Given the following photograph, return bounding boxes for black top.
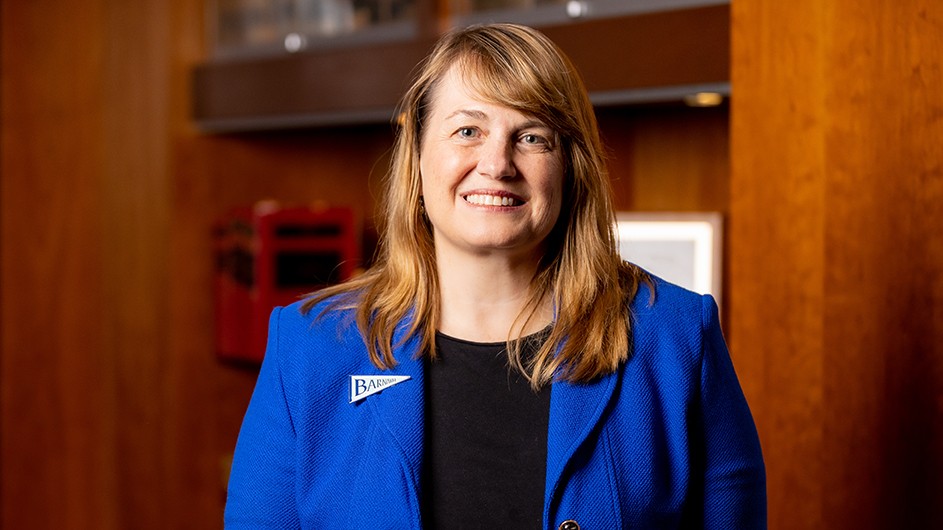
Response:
[421,330,552,529]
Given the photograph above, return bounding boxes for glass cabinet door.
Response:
[212,0,418,57]
[450,0,725,26]
[452,0,565,10]
[209,0,725,57]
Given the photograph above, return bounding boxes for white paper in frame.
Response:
[615,212,723,307]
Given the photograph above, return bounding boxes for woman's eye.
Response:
[520,133,551,148]
[457,127,477,138]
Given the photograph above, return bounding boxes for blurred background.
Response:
[2,0,941,528]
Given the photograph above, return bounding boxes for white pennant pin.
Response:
[350,375,411,403]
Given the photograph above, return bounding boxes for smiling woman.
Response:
[224,23,767,530]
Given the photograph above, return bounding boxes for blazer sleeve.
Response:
[224,307,302,529]
[697,295,767,529]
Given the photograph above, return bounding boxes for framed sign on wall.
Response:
[615,212,723,305]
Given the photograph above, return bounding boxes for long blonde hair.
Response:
[302,23,648,388]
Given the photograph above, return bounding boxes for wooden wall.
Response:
[2,0,183,527]
[729,1,943,528]
[601,106,730,214]
[3,1,939,529]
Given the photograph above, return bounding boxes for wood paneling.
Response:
[600,106,729,213]
[730,1,943,528]
[1,1,115,528]
[2,1,392,527]
[101,1,174,526]
[192,38,433,129]
[545,5,729,93]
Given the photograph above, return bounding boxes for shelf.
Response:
[192,4,729,132]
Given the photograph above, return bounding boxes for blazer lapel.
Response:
[545,369,619,510]
[364,329,425,478]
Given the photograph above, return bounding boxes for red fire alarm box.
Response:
[214,203,359,363]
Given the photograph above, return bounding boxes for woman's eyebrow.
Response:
[518,119,551,130]
[444,109,489,121]
[444,109,550,131]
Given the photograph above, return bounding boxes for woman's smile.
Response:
[462,191,524,207]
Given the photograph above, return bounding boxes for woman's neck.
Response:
[435,249,552,343]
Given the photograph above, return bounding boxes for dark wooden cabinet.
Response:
[192,2,730,131]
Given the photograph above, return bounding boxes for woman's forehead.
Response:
[427,61,529,115]
[431,62,486,99]
[426,73,548,130]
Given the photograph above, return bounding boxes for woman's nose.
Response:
[476,137,516,180]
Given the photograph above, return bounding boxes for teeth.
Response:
[465,194,517,206]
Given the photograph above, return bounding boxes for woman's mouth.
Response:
[463,193,523,207]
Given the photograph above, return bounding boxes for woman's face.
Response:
[418,65,564,263]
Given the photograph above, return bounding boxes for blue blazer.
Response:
[225,278,766,529]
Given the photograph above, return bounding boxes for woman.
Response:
[224,23,766,529]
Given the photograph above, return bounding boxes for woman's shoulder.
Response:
[627,273,720,365]
[273,291,359,332]
[631,273,713,318]
[269,292,351,335]
[264,294,369,374]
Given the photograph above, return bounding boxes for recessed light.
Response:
[684,92,724,107]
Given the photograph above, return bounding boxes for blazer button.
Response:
[558,520,580,530]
